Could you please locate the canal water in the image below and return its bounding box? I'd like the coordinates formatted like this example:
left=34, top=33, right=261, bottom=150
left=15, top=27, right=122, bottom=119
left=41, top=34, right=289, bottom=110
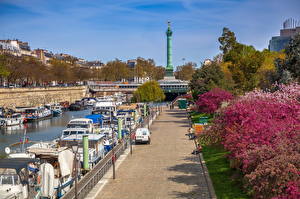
left=0, top=109, right=91, bottom=156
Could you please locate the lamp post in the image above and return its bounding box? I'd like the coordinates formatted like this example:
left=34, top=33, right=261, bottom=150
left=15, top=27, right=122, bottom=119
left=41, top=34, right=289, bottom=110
left=71, top=141, right=79, bottom=199
left=129, top=123, right=132, bottom=155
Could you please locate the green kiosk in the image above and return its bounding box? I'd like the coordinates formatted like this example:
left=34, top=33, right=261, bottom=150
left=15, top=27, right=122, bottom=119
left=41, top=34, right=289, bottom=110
left=178, top=99, right=187, bottom=109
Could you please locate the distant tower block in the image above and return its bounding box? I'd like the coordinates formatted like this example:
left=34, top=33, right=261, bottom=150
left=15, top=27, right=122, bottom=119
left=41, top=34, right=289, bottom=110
left=165, top=22, right=174, bottom=77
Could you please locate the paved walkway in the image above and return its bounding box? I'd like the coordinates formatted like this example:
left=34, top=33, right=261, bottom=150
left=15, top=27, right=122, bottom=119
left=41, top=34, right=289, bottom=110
left=96, top=109, right=211, bottom=199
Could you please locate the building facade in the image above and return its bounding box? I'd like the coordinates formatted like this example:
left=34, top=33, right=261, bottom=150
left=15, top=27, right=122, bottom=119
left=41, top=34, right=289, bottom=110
left=269, top=18, right=300, bottom=52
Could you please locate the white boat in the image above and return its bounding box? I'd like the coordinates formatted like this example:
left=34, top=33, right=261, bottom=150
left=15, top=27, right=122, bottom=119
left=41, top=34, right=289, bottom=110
left=93, top=101, right=117, bottom=116
left=59, top=133, right=106, bottom=168
left=24, top=107, right=52, bottom=122
left=61, top=128, right=90, bottom=139
left=27, top=141, right=57, bottom=150
left=0, top=158, right=37, bottom=199
left=81, top=97, right=97, bottom=107
left=0, top=113, right=24, bottom=127
left=45, top=104, right=63, bottom=116
left=66, top=118, right=94, bottom=133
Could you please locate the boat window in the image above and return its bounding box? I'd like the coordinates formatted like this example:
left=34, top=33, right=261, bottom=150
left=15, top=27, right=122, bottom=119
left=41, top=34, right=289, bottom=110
left=63, top=131, right=70, bottom=136
left=13, top=175, right=20, bottom=185
left=78, top=131, right=85, bottom=134
left=0, top=175, right=15, bottom=185
left=67, top=124, right=89, bottom=129
left=70, top=131, right=77, bottom=135
left=82, top=124, right=89, bottom=128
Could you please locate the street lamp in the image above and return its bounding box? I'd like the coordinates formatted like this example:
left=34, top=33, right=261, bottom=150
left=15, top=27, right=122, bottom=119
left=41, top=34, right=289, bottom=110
left=129, top=122, right=132, bottom=155
left=71, top=140, right=79, bottom=199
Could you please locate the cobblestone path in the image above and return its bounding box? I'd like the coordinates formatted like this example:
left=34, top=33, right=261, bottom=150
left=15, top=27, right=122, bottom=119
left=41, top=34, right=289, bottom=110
left=96, top=109, right=211, bottom=199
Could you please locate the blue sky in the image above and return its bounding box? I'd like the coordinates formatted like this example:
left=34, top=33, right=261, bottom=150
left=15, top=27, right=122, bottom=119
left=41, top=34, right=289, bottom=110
left=1, top=0, right=300, bottom=67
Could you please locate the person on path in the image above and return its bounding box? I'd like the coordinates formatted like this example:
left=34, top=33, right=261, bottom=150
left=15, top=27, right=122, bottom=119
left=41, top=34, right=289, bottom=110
left=186, top=127, right=194, bottom=139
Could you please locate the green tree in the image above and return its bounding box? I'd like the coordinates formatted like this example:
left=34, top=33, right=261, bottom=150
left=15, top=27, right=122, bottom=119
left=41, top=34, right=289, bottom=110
left=133, top=57, right=158, bottom=80
left=0, top=53, right=12, bottom=83
left=71, top=66, right=92, bottom=82
left=219, top=28, right=265, bottom=93
left=284, top=33, right=300, bottom=82
left=101, top=59, right=130, bottom=81
left=190, top=61, right=234, bottom=99
left=257, top=50, right=285, bottom=89
left=49, top=58, right=73, bottom=83
left=218, top=27, right=237, bottom=54
left=152, top=66, right=165, bottom=80
left=225, top=44, right=264, bottom=92
left=132, top=81, right=165, bottom=102
left=175, top=62, right=196, bottom=80
left=271, top=58, right=294, bottom=85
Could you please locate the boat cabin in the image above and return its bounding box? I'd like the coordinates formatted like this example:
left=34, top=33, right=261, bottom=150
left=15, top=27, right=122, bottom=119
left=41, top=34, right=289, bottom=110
left=59, top=134, right=106, bottom=166
left=24, top=107, right=52, bottom=121
left=61, top=128, right=90, bottom=139
left=93, top=101, right=117, bottom=115
left=67, top=118, right=94, bottom=133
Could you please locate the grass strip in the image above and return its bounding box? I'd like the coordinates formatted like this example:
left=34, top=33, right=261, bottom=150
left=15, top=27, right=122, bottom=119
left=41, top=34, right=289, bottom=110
left=202, top=145, right=249, bottom=199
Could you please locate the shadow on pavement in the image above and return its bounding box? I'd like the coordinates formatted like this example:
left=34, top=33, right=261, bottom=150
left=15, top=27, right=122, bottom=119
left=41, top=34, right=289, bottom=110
left=167, top=156, right=211, bottom=199
left=166, top=112, right=187, bottom=116
left=182, top=155, right=202, bottom=163
left=179, top=124, right=191, bottom=128
left=154, top=120, right=188, bottom=124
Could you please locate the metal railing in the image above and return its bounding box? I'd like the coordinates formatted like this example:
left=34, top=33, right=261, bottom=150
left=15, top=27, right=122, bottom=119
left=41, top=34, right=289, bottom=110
left=61, top=139, right=129, bottom=199
left=61, top=108, right=161, bottom=199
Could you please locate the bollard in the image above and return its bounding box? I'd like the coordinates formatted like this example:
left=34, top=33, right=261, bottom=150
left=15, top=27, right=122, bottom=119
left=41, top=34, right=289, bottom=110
left=118, top=118, right=122, bottom=140
left=143, top=104, right=147, bottom=117
left=83, top=135, right=89, bottom=170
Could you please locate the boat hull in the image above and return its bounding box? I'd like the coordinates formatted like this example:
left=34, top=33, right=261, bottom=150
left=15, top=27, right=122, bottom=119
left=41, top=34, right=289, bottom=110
left=25, top=114, right=53, bottom=122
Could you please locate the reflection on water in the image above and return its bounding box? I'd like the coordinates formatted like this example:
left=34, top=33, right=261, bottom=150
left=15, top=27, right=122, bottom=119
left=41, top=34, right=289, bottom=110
left=0, top=109, right=90, bottom=155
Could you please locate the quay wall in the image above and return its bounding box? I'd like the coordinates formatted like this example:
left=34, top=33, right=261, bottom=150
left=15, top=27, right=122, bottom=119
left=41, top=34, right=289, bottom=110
left=0, top=86, right=87, bottom=108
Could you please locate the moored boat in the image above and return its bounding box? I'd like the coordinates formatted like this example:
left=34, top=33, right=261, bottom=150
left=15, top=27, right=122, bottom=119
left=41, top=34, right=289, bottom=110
left=0, top=158, right=38, bottom=199
left=0, top=113, right=24, bottom=127
left=45, top=104, right=63, bottom=117
left=23, top=107, right=52, bottom=122
left=68, top=100, right=84, bottom=111
left=26, top=147, right=77, bottom=198
left=66, top=118, right=94, bottom=133
left=59, top=133, right=106, bottom=168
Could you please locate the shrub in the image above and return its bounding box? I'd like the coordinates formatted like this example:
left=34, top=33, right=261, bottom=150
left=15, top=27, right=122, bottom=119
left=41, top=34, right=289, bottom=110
left=221, top=98, right=300, bottom=159
left=199, top=83, right=300, bottom=198
left=273, top=181, right=300, bottom=199
left=196, top=88, right=233, bottom=114
left=244, top=135, right=300, bottom=198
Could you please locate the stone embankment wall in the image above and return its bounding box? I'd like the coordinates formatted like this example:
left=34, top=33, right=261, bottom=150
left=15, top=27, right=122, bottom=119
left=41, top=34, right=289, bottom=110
left=0, top=86, right=87, bottom=108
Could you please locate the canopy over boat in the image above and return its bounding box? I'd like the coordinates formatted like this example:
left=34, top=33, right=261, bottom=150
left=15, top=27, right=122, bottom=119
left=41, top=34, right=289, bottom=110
left=85, top=114, right=104, bottom=124
left=27, top=147, right=69, bottom=158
